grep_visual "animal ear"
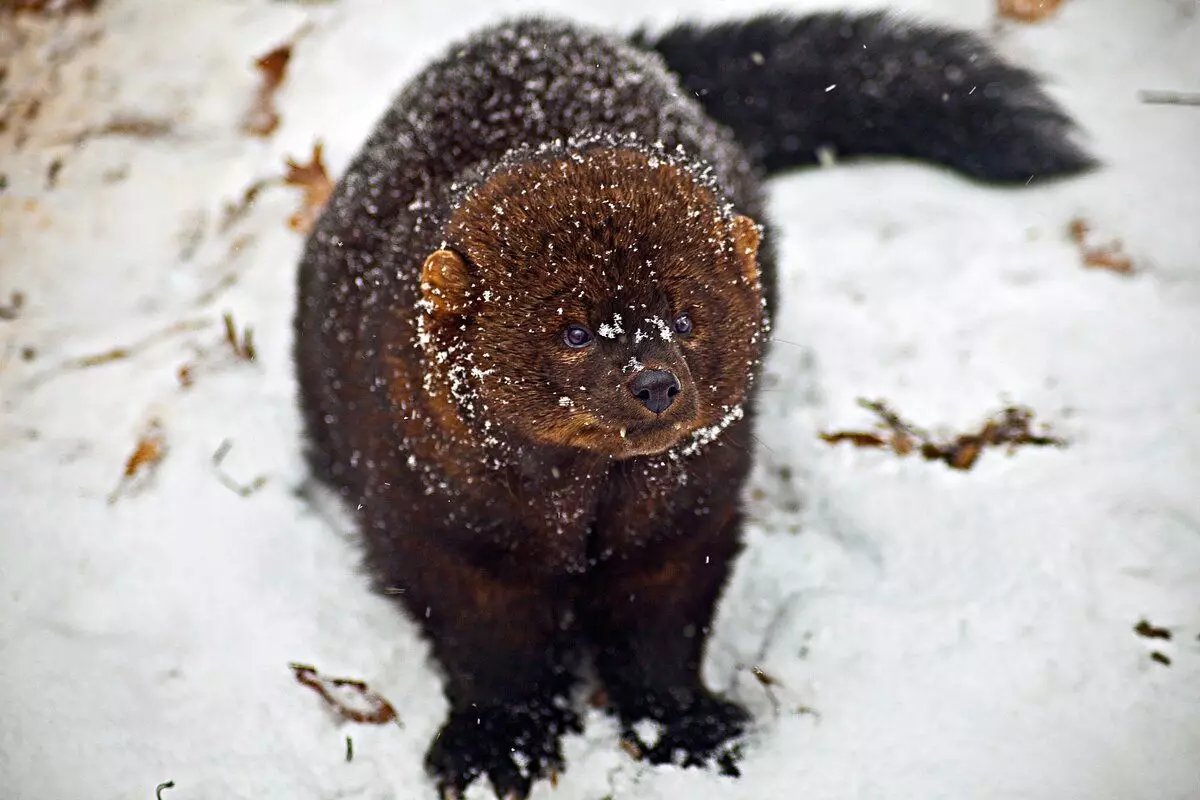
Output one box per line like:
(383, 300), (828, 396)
(420, 249), (470, 315)
(731, 215), (761, 284)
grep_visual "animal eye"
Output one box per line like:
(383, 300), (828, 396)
(563, 324), (594, 348)
(673, 313), (693, 336)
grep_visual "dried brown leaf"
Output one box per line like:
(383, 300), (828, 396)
(243, 44), (292, 137)
(946, 437), (984, 471)
(290, 662), (399, 725)
(284, 141), (333, 233)
(818, 430), (887, 448)
(242, 23), (313, 137)
(1068, 218), (1135, 275)
(108, 418), (167, 504)
(823, 400), (1066, 470)
(997, 0), (1064, 23)
(1082, 247), (1134, 275)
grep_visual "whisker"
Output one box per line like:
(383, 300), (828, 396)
(750, 433), (775, 455)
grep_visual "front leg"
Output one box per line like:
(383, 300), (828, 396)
(367, 532), (581, 799)
(582, 506), (750, 774)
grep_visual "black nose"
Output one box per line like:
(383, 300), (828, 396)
(629, 369), (681, 415)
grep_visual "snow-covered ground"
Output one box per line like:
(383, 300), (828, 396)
(1, 0), (1197, 798)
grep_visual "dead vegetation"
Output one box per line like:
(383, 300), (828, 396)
(733, 662), (819, 718)
(997, 0), (1065, 23)
(0, 290), (25, 320)
(20, 318), (209, 392)
(55, 113), (175, 146)
(1068, 218), (1135, 276)
(107, 417), (167, 504)
(219, 178), (276, 233)
(820, 399), (1066, 470)
(1133, 619), (1172, 641)
(290, 662), (400, 725)
(284, 141), (333, 233)
(5, 0), (100, 15)
(0, 6), (105, 150)
(243, 44), (292, 137)
(211, 439), (267, 497)
(177, 311), (257, 389)
(242, 23), (312, 137)
(222, 311), (256, 362)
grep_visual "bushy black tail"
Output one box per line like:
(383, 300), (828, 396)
(633, 12), (1097, 183)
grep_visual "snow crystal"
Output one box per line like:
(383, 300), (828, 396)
(649, 315), (674, 341)
(597, 312), (624, 338)
(680, 405), (745, 457)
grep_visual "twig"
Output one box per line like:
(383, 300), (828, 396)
(822, 400), (1066, 470)
(222, 312), (257, 361)
(212, 439), (267, 497)
(1139, 90), (1200, 107)
(1134, 619), (1172, 641)
(23, 318), (209, 391)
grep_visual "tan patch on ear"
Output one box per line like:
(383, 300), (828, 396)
(420, 249), (469, 315)
(731, 215), (761, 284)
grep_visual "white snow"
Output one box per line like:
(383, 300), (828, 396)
(1, 1), (1198, 799)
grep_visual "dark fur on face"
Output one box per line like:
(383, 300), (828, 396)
(419, 146), (766, 459)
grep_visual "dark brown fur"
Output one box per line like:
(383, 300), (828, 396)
(294, 15), (1092, 799)
(299, 142), (767, 797)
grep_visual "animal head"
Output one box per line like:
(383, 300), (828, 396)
(417, 146), (766, 459)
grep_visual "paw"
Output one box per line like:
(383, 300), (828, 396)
(618, 689), (750, 776)
(425, 697), (582, 799)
